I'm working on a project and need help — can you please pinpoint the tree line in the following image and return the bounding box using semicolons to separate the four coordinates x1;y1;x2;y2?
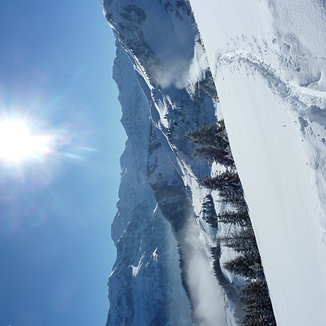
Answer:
187;121;276;326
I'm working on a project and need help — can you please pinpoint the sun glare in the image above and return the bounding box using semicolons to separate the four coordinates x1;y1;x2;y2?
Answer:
0;119;51;164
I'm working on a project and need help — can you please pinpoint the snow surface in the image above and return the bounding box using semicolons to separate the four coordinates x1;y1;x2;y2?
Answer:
190;0;326;325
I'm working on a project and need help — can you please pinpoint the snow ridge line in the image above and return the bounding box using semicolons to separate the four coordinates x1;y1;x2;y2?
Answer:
215;50;326;127
216;49;326;221
215;47;326;239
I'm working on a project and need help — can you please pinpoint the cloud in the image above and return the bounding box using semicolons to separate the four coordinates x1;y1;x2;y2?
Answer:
179;219;227;326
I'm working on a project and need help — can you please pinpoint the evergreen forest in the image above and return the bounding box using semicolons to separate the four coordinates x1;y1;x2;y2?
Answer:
187;121;276;326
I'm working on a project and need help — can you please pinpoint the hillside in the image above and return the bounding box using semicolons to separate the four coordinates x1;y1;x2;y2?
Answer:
102;1;326;325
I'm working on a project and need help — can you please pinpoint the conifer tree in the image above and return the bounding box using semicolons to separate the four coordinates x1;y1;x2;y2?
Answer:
210;246;221;263
219;228;258;255
187;120;235;167
206;214;218;228
193;147;235;167
187;121;228;150
202;194;218;228
210;246;222;278
217;208;251;227
200;170;243;197
224;254;261;279
202;194;216;215
240;280;268;306
218;194;247;209
240;279;276;326
219;228;262;277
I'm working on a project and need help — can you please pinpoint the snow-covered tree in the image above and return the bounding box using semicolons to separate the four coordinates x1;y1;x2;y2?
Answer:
202;194;218;228
200;170;243;197
217;208;251;227
193;146;235;167
240;279;276;326
224;254;261;279
210;246;222;279
218;194;247;209
219;228;258;254
187;120;235;167
187;121;228;150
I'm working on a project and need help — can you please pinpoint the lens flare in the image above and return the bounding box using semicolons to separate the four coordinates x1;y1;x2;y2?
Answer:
0;81;100;240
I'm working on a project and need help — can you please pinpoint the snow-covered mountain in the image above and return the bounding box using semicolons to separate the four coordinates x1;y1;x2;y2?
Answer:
106;41;193;326
102;0;326;325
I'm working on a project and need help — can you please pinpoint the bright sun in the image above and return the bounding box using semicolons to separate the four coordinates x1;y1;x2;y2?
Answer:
0;120;33;162
0;119;50;163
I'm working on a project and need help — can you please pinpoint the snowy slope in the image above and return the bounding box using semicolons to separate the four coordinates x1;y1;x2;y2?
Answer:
190;0;326;325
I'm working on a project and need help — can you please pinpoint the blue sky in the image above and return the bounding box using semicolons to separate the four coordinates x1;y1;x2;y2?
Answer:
0;1;125;325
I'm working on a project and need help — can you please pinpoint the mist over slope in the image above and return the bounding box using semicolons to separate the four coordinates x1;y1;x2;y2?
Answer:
102;0;326;325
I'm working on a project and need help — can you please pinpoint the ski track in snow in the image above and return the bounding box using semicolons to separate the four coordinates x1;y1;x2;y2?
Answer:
214;47;326;230
215;49;326;126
